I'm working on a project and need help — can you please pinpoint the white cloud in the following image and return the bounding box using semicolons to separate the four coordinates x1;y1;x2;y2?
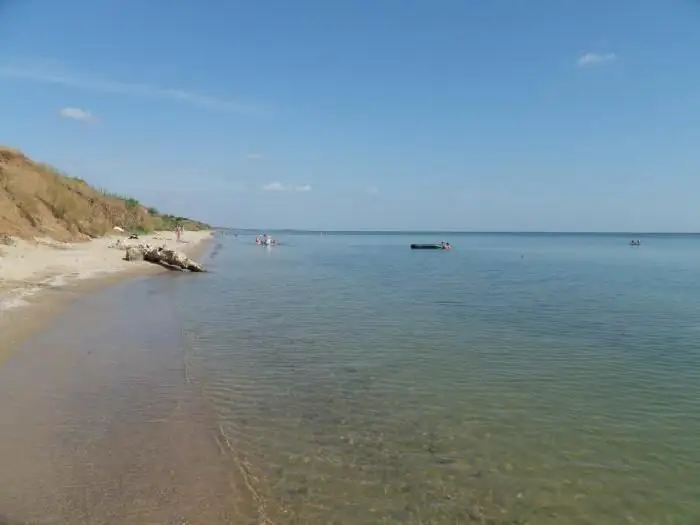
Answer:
262;182;286;191
262;182;312;192
0;60;269;116
367;186;379;196
577;52;617;67
59;107;94;122
246;153;263;161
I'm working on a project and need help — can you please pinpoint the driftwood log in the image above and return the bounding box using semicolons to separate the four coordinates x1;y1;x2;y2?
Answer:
124;244;205;272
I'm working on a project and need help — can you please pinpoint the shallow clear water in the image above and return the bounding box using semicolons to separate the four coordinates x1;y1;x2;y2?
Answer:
179;232;700;524
3;232;700;524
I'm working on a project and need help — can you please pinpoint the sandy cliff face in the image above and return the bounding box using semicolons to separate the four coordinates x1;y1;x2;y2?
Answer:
0;146;208;241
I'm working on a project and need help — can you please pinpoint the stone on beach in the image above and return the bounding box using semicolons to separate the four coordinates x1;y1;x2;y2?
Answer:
124;243;205;272
124;245;144;261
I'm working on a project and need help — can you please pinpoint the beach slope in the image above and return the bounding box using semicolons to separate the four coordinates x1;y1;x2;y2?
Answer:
1;144;213;353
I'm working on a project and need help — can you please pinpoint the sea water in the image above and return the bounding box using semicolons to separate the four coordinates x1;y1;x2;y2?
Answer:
180;232;700;524
3;232;700;524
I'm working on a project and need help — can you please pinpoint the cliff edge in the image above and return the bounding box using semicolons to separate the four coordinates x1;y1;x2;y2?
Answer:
0;146;209;241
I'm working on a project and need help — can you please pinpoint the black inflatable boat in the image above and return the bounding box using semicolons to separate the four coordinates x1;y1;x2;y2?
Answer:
410;243;450;250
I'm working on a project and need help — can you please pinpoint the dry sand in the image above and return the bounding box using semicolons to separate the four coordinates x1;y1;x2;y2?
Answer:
0;230;213;359
0;230;212;310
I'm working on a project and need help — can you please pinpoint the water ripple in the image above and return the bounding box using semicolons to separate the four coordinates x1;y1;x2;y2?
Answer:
178;234;700;524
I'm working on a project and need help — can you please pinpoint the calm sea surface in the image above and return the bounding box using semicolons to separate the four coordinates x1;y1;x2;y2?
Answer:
182;232;700;524
6;232;700;524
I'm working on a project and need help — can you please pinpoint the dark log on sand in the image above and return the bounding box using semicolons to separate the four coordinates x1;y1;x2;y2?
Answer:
124;244;205;272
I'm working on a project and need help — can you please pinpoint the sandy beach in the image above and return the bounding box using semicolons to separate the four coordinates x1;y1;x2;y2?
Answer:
0;246;259;525
0;230;213;358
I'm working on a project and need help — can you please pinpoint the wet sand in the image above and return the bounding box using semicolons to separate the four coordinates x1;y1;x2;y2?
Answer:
0;235;261;524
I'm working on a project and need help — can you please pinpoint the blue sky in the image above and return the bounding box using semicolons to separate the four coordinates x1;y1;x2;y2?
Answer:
1;0;699;231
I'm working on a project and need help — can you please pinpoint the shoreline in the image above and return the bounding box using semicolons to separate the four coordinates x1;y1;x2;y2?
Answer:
0;244;260;523
0;230;214;363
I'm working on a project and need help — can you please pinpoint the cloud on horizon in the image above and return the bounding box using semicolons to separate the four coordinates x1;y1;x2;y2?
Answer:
577;52;618;67
0;60;269;116
59;106;94;122
262;182;312;192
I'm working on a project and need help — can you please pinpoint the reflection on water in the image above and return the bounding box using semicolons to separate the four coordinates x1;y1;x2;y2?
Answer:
0;233;699;524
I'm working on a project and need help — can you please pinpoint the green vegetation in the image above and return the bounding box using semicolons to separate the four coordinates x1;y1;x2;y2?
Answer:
98;187;136;202
124;197;140;209
154;214;196;231
96;188;142;210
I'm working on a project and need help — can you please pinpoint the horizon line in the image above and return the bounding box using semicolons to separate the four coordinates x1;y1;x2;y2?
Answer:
214;228;700;235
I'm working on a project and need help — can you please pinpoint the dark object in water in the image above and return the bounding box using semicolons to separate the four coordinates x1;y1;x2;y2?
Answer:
410;243;449;250
629;239;641;246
